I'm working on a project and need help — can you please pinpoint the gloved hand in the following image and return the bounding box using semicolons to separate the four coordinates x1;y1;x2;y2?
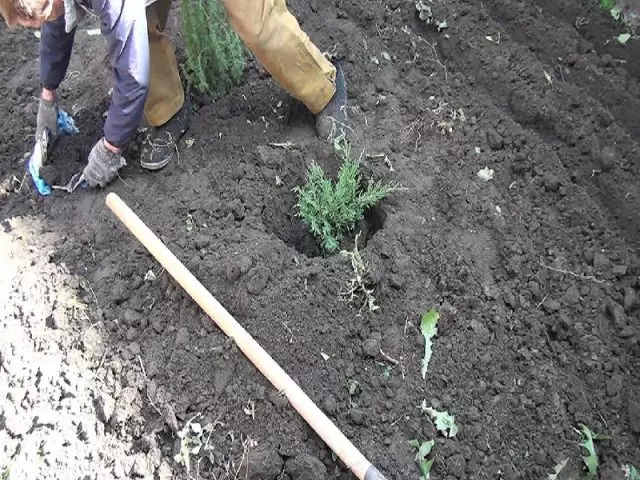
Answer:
81;138;127;188
36;96;60;140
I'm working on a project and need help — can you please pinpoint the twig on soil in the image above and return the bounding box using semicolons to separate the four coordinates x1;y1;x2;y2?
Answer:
268;141;296;150
539;261;607;285
137;354;163;416
537;293;549;309
379;348;399;365
282;322;293;344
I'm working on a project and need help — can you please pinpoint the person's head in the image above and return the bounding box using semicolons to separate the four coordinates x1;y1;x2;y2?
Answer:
0;0;64;28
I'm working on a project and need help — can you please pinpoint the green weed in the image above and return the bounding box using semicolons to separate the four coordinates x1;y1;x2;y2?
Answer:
409;439;435;479
420;401;459;438
420;309;439;378
624;464;640;480
294;138;398;252
174;414;216;473
180;0;246;97
575;424;611;479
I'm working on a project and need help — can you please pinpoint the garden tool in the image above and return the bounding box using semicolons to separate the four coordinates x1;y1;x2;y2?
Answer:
105;192;390;480
27;108;80;196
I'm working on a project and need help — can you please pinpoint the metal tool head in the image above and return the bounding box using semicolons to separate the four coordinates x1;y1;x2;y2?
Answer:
52;172;85;194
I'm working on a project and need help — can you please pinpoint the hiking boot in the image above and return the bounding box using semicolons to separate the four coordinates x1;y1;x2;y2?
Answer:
140;101;191;171
316;61;348;142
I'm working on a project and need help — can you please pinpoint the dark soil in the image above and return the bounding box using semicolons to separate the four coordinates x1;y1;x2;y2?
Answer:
2;0;640;479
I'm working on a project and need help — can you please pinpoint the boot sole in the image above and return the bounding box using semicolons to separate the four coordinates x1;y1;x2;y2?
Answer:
140;156;172;171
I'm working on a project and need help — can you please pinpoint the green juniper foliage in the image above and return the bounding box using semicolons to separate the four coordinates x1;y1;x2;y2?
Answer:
180;0;246;98
295;139;398;252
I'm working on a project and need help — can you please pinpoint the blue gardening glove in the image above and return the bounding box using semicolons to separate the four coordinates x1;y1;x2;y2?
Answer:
81;138;127;188
36;97;60;140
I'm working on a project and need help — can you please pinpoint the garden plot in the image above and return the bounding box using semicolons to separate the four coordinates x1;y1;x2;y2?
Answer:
1;0;640;479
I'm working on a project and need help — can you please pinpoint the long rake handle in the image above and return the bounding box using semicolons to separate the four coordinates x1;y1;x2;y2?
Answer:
105;193;388;480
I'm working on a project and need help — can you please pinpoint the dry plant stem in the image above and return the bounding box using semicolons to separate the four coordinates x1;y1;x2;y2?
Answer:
539;261;607;285
105;193;388;480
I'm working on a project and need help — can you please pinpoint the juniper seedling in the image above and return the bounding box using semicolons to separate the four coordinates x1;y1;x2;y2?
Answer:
180;0;246;98
294;138;398;252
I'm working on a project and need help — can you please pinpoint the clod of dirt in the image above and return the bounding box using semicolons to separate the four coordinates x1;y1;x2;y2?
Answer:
245;445;284;480
362;336;381;358
597;146;617;172
448;453;467;476
486;128;504;150
544;174;560;192
624;288;637;312
285;453;327;480
606;299;629;329
322;395;338;416
124;309;142;326
594;252;610;269
156;461;173;480
112;387;140;426
94;392;115;425
349;407;367;426
629;399;640;433
175;327;189;346
247;267;270;294
131;452;149;478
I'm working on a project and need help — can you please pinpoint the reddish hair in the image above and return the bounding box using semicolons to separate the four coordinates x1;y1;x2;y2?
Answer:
0;0;51;26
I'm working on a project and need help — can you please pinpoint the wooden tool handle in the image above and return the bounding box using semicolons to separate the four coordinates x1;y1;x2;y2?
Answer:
105;193;388;480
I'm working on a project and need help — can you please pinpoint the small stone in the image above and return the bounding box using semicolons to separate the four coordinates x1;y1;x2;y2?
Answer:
246;445;284;480
94;392;115;424
238;256;253;274
362;338;380;358
629;399;640;433
543;298;561;313
128;342;141;356
606;300;628;329
593;252;609;269
247;268;270;295
157;461;173;480
131;453;148;478
624;288;637;312
597;146;616;172
606;375;623;397
566;53;578;66
619;326;636;338
600;53;613;67
152;321;164;334
389;274;405;290
175;327;189;346
124;309;142;325
562;285;580;306
612;265;628;276
269;390;289;410
323;395;338;416
486;128;504;150
126;327;138;341
544;175;560;192
225;262;241;282
46;309;65;329
286;454;327;480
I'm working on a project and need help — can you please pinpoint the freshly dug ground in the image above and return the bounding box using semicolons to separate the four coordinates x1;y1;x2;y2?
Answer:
1;0;640;479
